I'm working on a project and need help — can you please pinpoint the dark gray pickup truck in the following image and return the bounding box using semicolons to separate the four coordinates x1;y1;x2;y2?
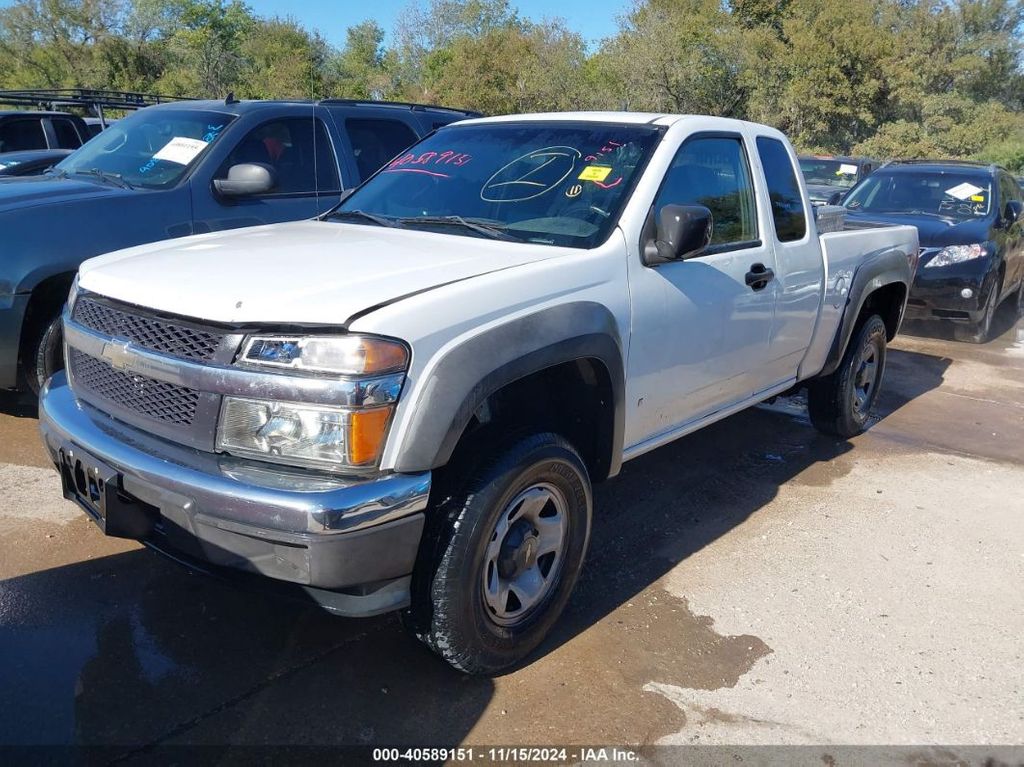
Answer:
0;98;476;392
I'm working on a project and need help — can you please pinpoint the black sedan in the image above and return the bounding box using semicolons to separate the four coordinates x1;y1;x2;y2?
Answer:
0;149;73;177
842;160;1024;342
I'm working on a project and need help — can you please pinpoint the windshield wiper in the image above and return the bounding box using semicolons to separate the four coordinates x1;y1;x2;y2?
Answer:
873;209;956;220
328;209;402;228
73;168;133;189
399;215;521;242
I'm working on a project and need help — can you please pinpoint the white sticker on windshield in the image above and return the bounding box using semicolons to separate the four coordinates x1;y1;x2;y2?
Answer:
945;182;984;200
838;163;858;175
153;137;209;165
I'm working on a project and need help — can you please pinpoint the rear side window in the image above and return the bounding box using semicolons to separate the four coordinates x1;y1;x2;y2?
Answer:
51;118;83;148
345;118;419;182
654;135;759;248
756;137;807;242
0;119;47;152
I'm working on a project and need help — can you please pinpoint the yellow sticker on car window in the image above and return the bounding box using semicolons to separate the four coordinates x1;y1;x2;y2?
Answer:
578;166;613;182
970;194;985;202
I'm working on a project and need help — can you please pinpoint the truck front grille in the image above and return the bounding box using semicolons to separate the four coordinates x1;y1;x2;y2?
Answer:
68;349;199;426
72;296;226;362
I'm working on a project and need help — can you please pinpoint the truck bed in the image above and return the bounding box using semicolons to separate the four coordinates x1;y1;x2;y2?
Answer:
798;213;919;380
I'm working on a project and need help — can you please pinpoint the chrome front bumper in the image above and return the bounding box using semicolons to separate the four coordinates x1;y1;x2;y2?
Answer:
39;373;431;616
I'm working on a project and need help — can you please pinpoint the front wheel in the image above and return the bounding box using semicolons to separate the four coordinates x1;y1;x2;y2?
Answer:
403;433;592;675
807;314;887;438
24;313;64;395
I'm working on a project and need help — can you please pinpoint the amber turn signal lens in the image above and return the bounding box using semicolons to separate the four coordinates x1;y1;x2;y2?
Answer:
356;339;409;375
348;406;393;466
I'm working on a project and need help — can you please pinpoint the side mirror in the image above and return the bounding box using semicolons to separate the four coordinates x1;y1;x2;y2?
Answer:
827;191;844;206
1004;199;1022;225
213;163;276;197
645;204;713;264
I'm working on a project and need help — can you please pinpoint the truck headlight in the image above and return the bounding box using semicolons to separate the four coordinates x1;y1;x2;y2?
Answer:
240;335;407;375
924;243;988;268
217;398;394;470
218;334;409;471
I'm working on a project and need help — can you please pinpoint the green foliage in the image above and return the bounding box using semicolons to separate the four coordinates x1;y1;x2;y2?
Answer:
330;20;394;99
1;0;1023;166
592;0;748;115
976;135;1024;173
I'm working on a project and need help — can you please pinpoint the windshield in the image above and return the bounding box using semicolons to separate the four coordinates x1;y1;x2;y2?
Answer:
54;109;235;189
798;158;861;188
330;122;662;248
844;171;992;219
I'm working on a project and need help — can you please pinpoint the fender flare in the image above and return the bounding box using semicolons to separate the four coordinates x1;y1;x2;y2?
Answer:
819;247;910;377
393;301;626;479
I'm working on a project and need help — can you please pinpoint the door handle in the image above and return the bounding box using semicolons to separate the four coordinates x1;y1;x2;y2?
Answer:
745;263;775;291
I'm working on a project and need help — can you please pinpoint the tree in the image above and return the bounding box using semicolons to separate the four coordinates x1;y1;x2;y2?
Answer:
0;0;124;88
594;0;749;115
237;18;330;100
330;20;394;99
393;0;519;98
157;0;255;97
419;17;587;113
744;0;893;153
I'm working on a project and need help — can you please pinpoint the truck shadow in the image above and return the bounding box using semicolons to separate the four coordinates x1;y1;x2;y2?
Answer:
0;348;951;749
537;345;952;665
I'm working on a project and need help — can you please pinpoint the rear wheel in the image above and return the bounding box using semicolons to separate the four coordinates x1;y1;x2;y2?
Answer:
403;432;592;675
808;314;887;438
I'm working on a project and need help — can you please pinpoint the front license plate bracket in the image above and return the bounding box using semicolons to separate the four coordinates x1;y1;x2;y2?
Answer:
58;445;158;539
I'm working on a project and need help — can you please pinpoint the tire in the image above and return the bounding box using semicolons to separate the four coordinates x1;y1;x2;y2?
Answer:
807;314;887;438
24;313;64;395
955;275;1001;344
403;432;592;675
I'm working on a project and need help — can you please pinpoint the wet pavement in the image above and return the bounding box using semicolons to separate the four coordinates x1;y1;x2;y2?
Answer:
0;305;1022;757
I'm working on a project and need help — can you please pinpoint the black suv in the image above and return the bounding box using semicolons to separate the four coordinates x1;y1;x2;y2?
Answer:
842;160;1024;342
0;111;89;154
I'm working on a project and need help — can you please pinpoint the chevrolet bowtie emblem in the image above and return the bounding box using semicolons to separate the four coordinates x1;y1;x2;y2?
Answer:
100;341;133;371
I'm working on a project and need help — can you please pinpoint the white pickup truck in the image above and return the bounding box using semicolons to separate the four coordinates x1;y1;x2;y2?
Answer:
39;113;917;674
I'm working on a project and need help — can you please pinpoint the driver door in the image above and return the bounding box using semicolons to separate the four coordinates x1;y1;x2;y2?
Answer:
191;111;342;233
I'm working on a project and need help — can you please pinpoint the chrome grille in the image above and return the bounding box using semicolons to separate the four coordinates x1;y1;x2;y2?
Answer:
69;349;199;426
72;296;225;362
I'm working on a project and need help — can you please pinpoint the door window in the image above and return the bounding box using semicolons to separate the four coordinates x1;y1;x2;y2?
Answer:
756;137;807;242
654;136;758;248
51;118;83;148
345;118;419;182
217;118;339;194
0;119;47;152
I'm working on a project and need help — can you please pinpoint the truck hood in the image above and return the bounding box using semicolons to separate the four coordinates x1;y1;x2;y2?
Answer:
0;174;129;214
79;220;571;325
844;209;993;248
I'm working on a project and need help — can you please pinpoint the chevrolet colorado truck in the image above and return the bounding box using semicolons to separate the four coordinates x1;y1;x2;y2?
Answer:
39;113;917;674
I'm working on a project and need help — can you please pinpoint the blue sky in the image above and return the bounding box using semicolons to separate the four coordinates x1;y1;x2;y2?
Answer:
246;0;629;48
